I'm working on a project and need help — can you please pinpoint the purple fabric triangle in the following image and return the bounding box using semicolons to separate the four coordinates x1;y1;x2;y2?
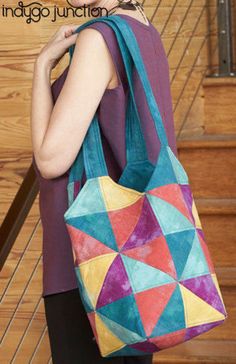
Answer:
180;274;226;315
121;196;162;251
185;320;225;340
96;254;132;309
180;185;194;221
129;340;159;353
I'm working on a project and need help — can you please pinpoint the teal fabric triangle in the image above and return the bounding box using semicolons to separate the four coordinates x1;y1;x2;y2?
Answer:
145;146;177;191
75;267;94;312
97;312;144;345
106;344;148;357
180;231;210;280
165;229;196;280
121;254;176;293
66;212;118;252
64;178;106;219
146;193;194;234
167;146;189;185
97;294;145;337
119;160;155;193
150;284;186;337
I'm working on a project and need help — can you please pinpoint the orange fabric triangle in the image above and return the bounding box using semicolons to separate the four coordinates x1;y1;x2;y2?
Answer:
122;235;177;280
67;225;114;264
108;197;144;250
135;283;177;336
149;328;186;349
148;184;194;223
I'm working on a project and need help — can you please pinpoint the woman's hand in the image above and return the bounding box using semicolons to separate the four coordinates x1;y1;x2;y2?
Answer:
37;24;79;71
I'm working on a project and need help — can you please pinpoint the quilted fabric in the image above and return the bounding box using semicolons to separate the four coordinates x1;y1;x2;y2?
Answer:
64;147;227;357
63;15;227;358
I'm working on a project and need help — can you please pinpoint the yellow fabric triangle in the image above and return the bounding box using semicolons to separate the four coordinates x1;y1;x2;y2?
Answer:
179;284;225;327
79;252;118;307
95;313;125;357
191;198;202;229
99;176;144;211
211;273;227;314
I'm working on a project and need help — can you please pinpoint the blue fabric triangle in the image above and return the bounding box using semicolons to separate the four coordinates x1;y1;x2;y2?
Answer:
121;254;175;293
167;146;189;185
119;160;155;192
97;312;144;345
145;146;177;191
165;229;196;279
66;212;118;252
146;193;194;234
97;294;146;337
180;231;210;280
64;178;106;220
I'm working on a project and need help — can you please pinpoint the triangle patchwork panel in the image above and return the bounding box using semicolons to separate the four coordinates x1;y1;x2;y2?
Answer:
65;178;106;218
167;146;189;185
128;340;159;353
146;193;194;235
179;284;226;327
79;253;118;307
179;274;226;315
99;176;143;211
121;195;163;251
122;235;177;279
150;284;186;337
121;254;176;293
165;229;196;280
96;254;133;308
135;283;177;337
148;183;193;223
145;146;178;191
97;293;146;337
149;328;186;349
95;312;125;357
97;312;144;345
67;224;115;264
108;197;144;250
67;211;118;252
180;230;210;280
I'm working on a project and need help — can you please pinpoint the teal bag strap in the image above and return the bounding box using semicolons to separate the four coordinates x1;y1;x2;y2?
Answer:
68;15;149;193
68;15;169;194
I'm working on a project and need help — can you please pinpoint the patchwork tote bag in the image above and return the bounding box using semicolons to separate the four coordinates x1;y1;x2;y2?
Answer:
64;15;228;358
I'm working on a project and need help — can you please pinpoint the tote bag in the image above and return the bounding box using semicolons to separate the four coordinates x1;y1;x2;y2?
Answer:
64;15;228;358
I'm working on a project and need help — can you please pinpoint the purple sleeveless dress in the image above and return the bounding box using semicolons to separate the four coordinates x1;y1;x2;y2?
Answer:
33;14;178;298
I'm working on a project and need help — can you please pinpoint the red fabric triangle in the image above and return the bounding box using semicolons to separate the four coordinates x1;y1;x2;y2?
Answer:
135;283;177;336
149;328;186;349
108;197;144;250
122;235;177;280
67;224;114;264
148;184;193;223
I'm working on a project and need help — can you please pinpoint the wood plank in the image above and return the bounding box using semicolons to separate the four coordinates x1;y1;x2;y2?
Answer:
177;136;236;198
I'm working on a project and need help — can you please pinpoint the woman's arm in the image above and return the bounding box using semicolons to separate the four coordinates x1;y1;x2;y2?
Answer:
31;25;116;179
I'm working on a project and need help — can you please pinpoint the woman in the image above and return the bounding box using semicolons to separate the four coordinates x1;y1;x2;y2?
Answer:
31;0;178;363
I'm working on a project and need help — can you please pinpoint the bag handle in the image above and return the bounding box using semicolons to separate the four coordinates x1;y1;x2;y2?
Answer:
68;15;169;184
68;14;150;189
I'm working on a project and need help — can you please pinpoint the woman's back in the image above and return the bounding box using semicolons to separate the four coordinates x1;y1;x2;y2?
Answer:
33;14;178;297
